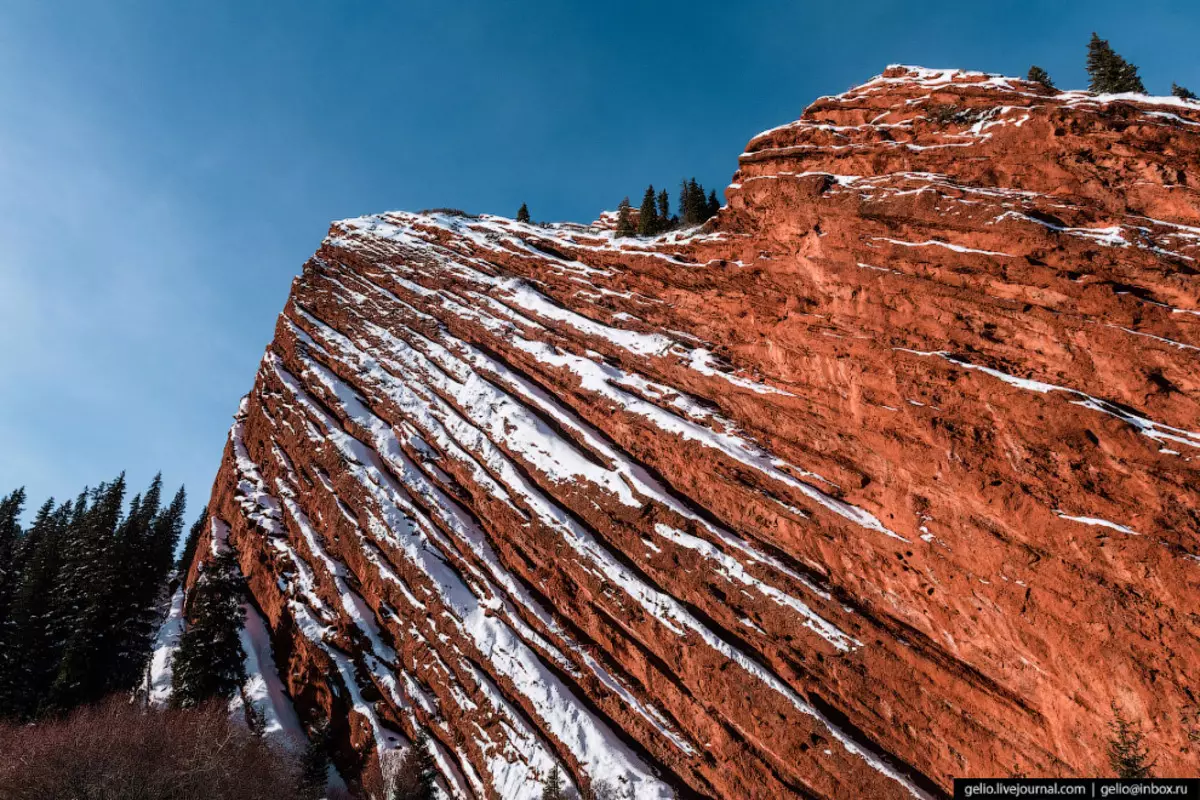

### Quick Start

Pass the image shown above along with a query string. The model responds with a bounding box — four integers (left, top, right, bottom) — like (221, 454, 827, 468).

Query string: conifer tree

(0, 488, 25, 636)
(179, 506, 207, 574)
(391, 730, 438, 800)
(517, 203, 531, 223)
(1087, 33, 1146, 94)
(1107, 704, 1155, 778)
(1172, 83, 1198, 100)
(171, 547, 247, 707)
(1027, 65, 1055, 90)
(47, 476, 127, 711)
(706, 189, 720, 220)
(297, 719, 331, 799)
(656, 188, 671, 227)
(638, 185, 659, 236)
(0, 499, 68, 718)
(614, 197, 634, 238)
(541, 765, 567, 800)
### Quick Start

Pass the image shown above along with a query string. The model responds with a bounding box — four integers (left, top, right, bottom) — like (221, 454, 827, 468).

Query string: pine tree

(1107, 704, 1155, 778)
(706, 189, 720, 220)
(614, 197, 634, 238)
(1027, 65, 1055, 90)
(1087, 33, 1146, 94)
(0, 489, 26, 715)
(297, 719, 331, 799)
(171, 547, 248, 707)
(110, 482, 185, 692)
(517, 203, 531, 223)
(0, 499, 68, 718)
(1172, 83, 1198, 101)
(391, 730, 438, 800)
(541, 765, 567, 800)
(638, 185, 659, 236)
(656, 188, 671, 228)
(178, 506, 207, 574)
(47, 476, 127, 711)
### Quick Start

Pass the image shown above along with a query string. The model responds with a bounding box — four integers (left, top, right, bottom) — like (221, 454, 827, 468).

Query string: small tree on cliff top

(517, 202, 531, 223)
(638, 185, 659, 236)
(1026, 65, 1055, 90)
(1172, 83, 1198, 101)
(614, 197, 634, 237)
(1087, 33, 1146, 94)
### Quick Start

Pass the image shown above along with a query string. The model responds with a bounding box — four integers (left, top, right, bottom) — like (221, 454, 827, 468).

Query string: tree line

(1025, 32, 1195, 98)
(0, 475, 188, 720)
(615, 177, 720, 237)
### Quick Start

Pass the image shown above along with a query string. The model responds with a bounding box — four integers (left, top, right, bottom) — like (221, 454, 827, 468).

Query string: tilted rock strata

(194, 66, 1200, 799)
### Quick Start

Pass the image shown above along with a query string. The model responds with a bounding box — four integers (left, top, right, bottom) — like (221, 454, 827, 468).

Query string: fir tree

(47, 476, 127, 711)
(706, 189, 720, 220)
(1107, 704, 1155, 778)
(171, 547, 247, 707)
(0, 489, 26, 715)
(1172, 83, 1198, 101)
(517, 202, 531, 223)
(178, 505, 207, 574)
(1027, 65, 1055, 90)
(0, 499, 68, 718)
(656, 188, 671, 228)
(1087, 33, 1146, 94)
(614, 197, 634, 238)
(297, 719, 331, 799)
(541, 765, 567, 800)
(638, 185, 659, 236)
(110, 482, 185, 692)
(391, 730, 438, 800)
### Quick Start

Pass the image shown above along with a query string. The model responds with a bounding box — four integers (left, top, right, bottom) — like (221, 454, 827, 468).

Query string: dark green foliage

(390, 730, 438, 800)
(656, 188, 671, 227)
(706, 189, 720, 219)
(1107, 704, 1155, 778)
(178, 505, 207, 574)
(638, 185, 660, 235)
(1172, 83, 1198, 101)
(517, 202, 531, 223)
(0, 473, 188, 719)
(541, 765, 567, 800)
(1087, 33, 1146, 94)
(677, 177, 715, 226)
(297, 719, 331, 799)
(171, 548, 247, 708)
(1027, 65, 1055, 90)
(614, 197, 634, 237)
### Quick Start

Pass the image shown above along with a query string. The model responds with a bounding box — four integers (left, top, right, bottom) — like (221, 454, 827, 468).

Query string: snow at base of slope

(229, 600, 307, 749)
(147, 585, 186, 707)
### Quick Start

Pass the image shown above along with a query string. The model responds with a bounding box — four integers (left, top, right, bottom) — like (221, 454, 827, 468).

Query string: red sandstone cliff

(190, 66, 1200, 799)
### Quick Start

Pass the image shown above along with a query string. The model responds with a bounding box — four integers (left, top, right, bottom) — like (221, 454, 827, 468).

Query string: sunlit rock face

(195, 66, 1200, 799)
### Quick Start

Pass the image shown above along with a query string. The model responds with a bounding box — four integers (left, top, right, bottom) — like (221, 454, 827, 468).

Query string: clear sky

(1, 1, 1196, 523)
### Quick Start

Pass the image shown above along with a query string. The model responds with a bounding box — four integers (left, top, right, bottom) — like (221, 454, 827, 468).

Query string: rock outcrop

(192, 66, 1200, 799)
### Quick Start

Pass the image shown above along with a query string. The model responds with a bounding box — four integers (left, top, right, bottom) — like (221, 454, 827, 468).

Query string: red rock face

(195, 66, 1200, 799)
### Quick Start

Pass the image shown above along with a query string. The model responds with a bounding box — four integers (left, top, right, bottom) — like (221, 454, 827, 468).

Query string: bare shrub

(0, 695, 301, 800)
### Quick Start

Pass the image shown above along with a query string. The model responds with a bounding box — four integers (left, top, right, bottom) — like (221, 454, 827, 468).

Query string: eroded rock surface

(194, 66, 1200, 799)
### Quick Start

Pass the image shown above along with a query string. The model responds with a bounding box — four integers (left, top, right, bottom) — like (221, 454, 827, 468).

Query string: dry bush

(0, 695, 301, 800)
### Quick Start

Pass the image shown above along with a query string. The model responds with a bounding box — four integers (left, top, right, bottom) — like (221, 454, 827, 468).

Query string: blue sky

(1, 1, 1196, 523)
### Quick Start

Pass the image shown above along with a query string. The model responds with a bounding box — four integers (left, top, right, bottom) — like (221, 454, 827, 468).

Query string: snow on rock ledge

(191, 65, 1200, 799)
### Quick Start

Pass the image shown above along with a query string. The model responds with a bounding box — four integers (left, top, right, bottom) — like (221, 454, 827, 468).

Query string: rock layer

(194, 66, 1200, 799)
